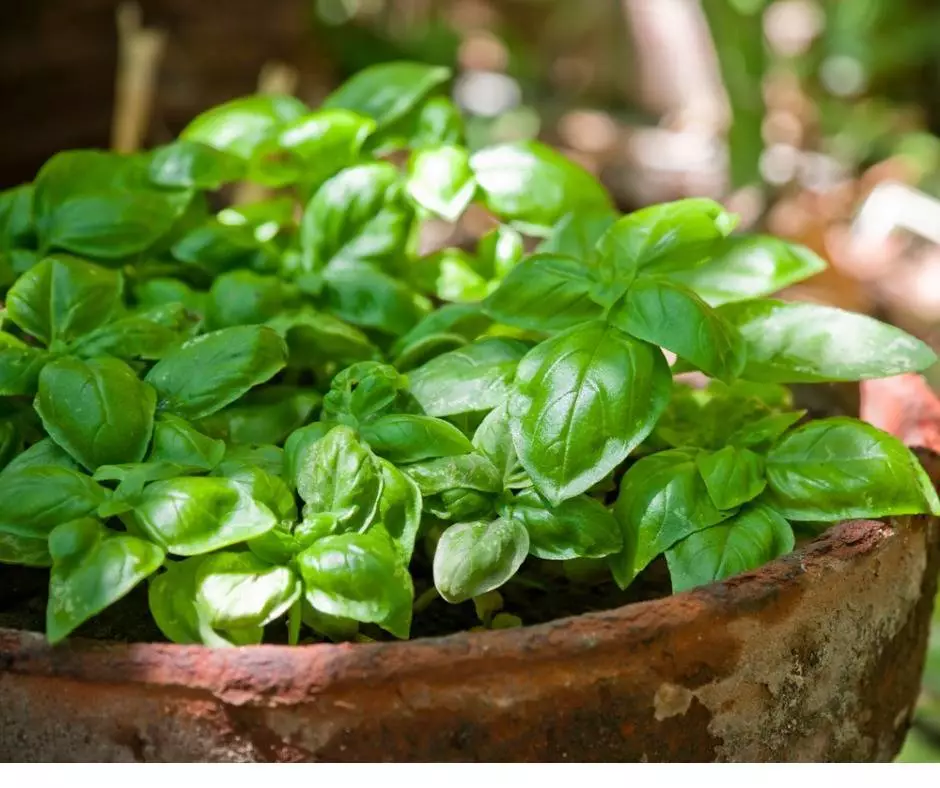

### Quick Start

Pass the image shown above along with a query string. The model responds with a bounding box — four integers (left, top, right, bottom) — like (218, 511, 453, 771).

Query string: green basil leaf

(610, 449, 726, 589)
(608, 278, 745, 382)
(94, 461, 198, 516)
(0, 532, 51, 567)
(145, 325, 288, 420)
(727, 410, 806, 450)
(696, 445, 766, 510)
(195, 552, 301, 630)
(432, 518, 529, 603)
(217, 196, 296, 243)
(284, 422, 333, 491)
(0, 345, 50, 396)
(0, 420, 20, 471)
(509, 321, 672, 504)
(0, 465, 107, 538)
(33, 151, 191, 259)
(536, 211, 617, 262)
(425, 488, 497, 522)
(211, 461, 297, 524)
(132, 476, 277, 555)
(0, 184, 36, 250)
(148, 413, 225, 471)
(476, 225, 524, 280)
(207, 270, 293, 330)
(36, 356, 156, 470)
(596, 198, 737, 278)
(374, 458, 422, 563)
(504, 488, 621, 560)
(300, 162, 415, 275)
(321, 361, 415, 426)
(410, 248, 490, 303)
(2, 437, 80, 474)
(148, 556, 262, 645)
(133, 276, 207, 316)
(665, 503, 795, 592)
(321, 261, 427, 337)
(197, 386, 319, 446)
(393, 332, 467, 372)
(391, 303, 490, 359)
(472, 403, 529, 489)
(406, 144, 476, 221)
(295, 425, 383, 532)
(46, 517, 165, 643)
(322, 61, 451, 130)
(765, 417, 940, 521)
(148, 140, 245, 189)
(361, 413, 473, 464)
(220, 444, 284, 478)
(171, 218, 277, 276)
(407, 96, 464, 147)
(403, 453, 502, 496)
(267, 307, 380, 370)
(297, 527, 413, 638)
(666, 235, 827, 306)
(408, 337, 529, 417)
(68, 305, 192, 361)
(180, 94, 308, 159)
(483, 254, 602, 332)
(719, 299, 937, 383)
(6, 255, 123, 346)
(470, 141, 612, 235)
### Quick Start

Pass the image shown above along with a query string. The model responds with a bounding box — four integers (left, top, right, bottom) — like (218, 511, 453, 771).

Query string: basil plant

(0, 61, 936, 646)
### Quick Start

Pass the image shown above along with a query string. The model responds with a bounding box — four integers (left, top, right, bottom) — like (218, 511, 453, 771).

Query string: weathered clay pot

(1, 375, 940, 762)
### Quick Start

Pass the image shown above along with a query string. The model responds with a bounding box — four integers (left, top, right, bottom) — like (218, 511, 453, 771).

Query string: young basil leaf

(212, 460, 297, 524)
(482, 254, 602, 332)
(301, 601, 360, 642)
(0, 465, 107, 538)
(536, 211, 617, 262)
(408, 337, 529, 417)
(300, 162, 415, 274)
(696, 445, 766, 511)
(284, 422, 333, 491)
(610, 449, 727, 589)
(411, 248, 490, 303)
(432, 518, 529, 603)
(374, 458, 422, 563)
(267, 109, 375, 186)
(33, 151, 191, 259)
(145, 325, 288, 420)
(666, 235, 827, 306)
(295, 425, 383, 533)
(727, 410, 807, 450)
(148, 140, 245, 189)
(403, 453, 503, 496)
(407, 95, 464, 148)
(180, 94, 308, 159)
(509, 321, 672, 505)
(221, 444, 285, 478)
(406, 144, 476, 221)
(608, 278, 745, 382)
(171, 218, 277, 275)
(472, 403, 530, 490)
(425, 489, 497, 522)
(321, 261, 427, 337)
(35, 356, 156, 470)
(321, 361, 415, 426)
(718, 299, 937, 383)
(665, 503, 795, 592)
(148, 413, 225, 471)
(94, 461, 198, 516)
(46, 517, 165, 643)
(595, 198, 737, 278)
(195, 551, 301, 630)
(361, 414, 473, 464)
(0, 345, 50, 396)
(1, 437, 80, 475)
(476, 225, 524, 281)
(322, 61, 451, 130)
(393, 332, 467, 372)
(217, 196, 296, 243)
(503, 488, 621, 560)
(0, 532, 52, 567)
(267, 307, 380, 370)
(6, 255, 123, 346)
(207, 270, 294, 330)
(297, 527, 413, 638)
(765, 417, 940, 521)
(470, 141, 612, 235)
(148, 556, 262, 645)
(132, 476, 277, 555)
(197, 386, 319, 446)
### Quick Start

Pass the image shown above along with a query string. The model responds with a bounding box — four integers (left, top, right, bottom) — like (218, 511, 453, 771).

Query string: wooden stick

(111, 3, 167, 153)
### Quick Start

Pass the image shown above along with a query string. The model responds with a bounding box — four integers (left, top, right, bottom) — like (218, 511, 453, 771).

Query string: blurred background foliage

(3, 0, 940, 761)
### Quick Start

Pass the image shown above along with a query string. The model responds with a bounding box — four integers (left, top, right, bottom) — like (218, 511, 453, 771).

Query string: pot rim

(3, 373, 940, 695)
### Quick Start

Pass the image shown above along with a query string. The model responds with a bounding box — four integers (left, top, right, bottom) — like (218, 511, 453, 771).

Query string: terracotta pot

(1, 375, 940, 762)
